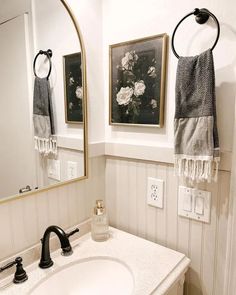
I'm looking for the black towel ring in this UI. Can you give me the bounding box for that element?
[171,8,220,59]
[33,49,53,79]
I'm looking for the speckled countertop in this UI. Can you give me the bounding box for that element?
[0,227,190,295]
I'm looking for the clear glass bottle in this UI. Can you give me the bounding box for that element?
[91,200,109,242]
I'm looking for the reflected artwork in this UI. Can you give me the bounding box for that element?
[64,52,83,123]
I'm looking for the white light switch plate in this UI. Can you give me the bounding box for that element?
[147,177,164,208]
[178,186,211,223]
[67,161,78,180]
[47,159,61,181]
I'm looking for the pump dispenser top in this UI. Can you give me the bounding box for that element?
[91,199,109,242]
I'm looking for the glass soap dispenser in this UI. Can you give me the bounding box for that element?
[91,200,109,242]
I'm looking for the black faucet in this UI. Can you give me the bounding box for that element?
[39,225,79,269]
[0,257,28,284]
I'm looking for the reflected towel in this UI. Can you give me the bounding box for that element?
[33,77,57,156]
[174,49,220,182]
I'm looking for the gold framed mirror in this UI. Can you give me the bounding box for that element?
[0,0,88,204]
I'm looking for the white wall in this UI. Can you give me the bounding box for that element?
[103,0,236,152]
[0,9,36,198]
[33,0,105,143]
[0,0,30,23]
[32,0,105,182]
[68,0,105,144]
[225,103,236,295]
[33,0,83,138]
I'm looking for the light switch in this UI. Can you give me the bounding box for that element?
[195,197,204,215]
[178,186,211,223]
[47,159,61,181]
[67,161,78,180]
[183,189,192,212]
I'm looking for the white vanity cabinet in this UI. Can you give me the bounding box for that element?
[160,274,185,295]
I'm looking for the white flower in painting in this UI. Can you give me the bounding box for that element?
[69,76,75,86]
[116,87,133,105]
[121,55,128,70]
[121,51,138,70]
[150,99,157,109]
[75,86,83,99]
[69,102,73,110]
[134,80,146,97]
[147,66,156,78]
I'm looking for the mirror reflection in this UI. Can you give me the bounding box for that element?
[0,0,86,200]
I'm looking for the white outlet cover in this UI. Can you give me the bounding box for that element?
[147,177,164,208]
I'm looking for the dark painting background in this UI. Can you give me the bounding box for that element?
[64,52,83,123]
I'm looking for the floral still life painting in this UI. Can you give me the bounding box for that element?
[64,52,83,123]
[109,34,167,127]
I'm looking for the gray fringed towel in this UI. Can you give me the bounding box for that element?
[174,49,220,182]
[33,77,57,156]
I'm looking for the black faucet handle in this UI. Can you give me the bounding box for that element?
[14,257,28,284]
[0,257,28,284]
[66,227,79,239]
[0,260,16,272]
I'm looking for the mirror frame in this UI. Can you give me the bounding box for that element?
[0,0,88,205]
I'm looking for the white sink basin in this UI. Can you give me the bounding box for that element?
[29,257,134,295]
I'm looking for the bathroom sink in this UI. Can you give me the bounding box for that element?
[29,257,134,295]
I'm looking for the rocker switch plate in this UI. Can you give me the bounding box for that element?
[67,161,78,180]
[178,186,211,223]
[183,189,192,212]
[195,196,204,215]
[47,159,61,181]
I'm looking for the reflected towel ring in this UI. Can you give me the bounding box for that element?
[33,49,53,79]
[171,8,220,59]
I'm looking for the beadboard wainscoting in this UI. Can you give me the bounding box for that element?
[105,157,231,295]
[0,156,105,262]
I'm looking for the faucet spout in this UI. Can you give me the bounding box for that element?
[39,225,79,269]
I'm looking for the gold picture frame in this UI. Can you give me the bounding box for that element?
[0,0,88,205]
[109,33,168,127]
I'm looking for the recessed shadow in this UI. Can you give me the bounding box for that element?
[111,124,166,135]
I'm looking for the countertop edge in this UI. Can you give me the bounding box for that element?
[151,256,190,294]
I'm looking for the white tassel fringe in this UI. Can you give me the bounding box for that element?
[174,157,220,183]
[34,136,57,156]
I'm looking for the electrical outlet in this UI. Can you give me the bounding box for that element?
[147,177,164,208]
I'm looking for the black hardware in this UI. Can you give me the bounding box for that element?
[0,257,28,284]
[33,49,53,79]
[194,8,209,24]
[66,228,80,238]
[171,8,220,58]
[39,225,79,269]
[19,185,32,194]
